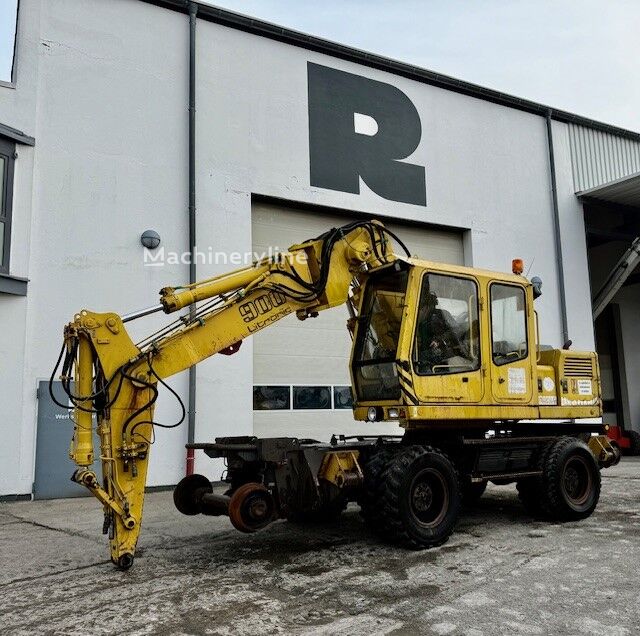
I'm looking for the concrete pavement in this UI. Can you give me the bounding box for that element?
[1,459,639,635]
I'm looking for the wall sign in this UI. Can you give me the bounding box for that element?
[308,62,426,206]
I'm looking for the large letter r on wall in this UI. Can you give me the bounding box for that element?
[308,62,426,206]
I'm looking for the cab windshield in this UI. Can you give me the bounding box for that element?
[352,267,408,401]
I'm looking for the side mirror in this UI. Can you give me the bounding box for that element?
[531,276,543,299]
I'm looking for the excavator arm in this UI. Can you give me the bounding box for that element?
[53,221,400,568]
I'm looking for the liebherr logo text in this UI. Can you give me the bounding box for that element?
[239,291,291,332]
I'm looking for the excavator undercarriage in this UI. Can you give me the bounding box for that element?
[174,422,616,550]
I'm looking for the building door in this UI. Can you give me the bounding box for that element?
[33,381,102,499]
[594,305,627,427]
[251,201,465,441]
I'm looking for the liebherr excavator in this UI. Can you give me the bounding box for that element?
[54,220,618,569]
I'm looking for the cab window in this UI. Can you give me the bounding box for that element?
[413,273,480,375]
[352,268,408,401]
[490,284,528,365]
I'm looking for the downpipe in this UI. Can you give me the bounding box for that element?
[186,1,198,475]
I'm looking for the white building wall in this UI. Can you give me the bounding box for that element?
[551,120,596,352]
[0,0,613,492]
[1,0,193,494]
[0,0,41,496]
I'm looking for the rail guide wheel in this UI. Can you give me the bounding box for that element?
[173,473,213,516]
[228,483,275,533]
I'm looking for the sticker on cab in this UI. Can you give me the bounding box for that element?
[576,379,592,396]
[508,367,527,394]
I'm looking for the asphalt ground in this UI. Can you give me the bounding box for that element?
[1,458,639,635]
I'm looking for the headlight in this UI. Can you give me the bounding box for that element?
[388,408,399,419]
[367,406,377,422]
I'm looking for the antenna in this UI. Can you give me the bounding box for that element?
[525,256,535,278]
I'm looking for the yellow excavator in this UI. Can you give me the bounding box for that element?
[52,220,618,569]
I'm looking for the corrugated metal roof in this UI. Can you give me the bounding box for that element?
[577,171,640,207]
[569,124,640,192]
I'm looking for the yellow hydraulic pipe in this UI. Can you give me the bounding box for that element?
[160,262,272,312]
[70,335,95,466]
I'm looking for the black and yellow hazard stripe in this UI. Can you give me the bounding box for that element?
[396,364,419,405]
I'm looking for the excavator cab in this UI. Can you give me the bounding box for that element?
[351,257,605,426]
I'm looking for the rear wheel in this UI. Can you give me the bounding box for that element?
[516,441,553,518]
[539,437,601,521]
[378,445,460,549]
[359,448,396,534]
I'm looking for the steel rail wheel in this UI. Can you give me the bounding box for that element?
[228,482,275,533]
[173,473,213,516]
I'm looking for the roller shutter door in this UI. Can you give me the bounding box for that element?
[252,201,464,440]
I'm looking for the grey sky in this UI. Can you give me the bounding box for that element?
[0,0,17,83]
[1,1,637,131]
[207,0,640,132]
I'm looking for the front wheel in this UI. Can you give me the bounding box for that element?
[378,446,461,549]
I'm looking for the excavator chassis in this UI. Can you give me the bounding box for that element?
[175,425,618,548]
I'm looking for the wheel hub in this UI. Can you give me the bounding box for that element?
[409,468,449,528]
[412,482,434,512]
[562,456,591,506]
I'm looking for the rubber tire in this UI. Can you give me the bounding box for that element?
[359,448,396,534]
[539,437,601,521]
[378,445,461,550]
[627,430,640,456]
[516,442,553,519]
[461,480,487,505]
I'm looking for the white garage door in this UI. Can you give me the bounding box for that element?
[252,201,464,441]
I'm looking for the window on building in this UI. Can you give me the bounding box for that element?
[490,284,528,365]
[413,273,480,375]
[293,386,331,410]
[253,386,290,411]
[0,0,18,84]
[333,386,353,409]
[0,138,15,273]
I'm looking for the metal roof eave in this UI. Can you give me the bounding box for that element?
[578,172,640,208]
[141,0,640,142]
[0,122,35,146]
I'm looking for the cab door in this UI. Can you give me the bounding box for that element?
[489,282,534,403]
[410,271,484,404]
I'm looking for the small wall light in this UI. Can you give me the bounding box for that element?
[140,229,161,249]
